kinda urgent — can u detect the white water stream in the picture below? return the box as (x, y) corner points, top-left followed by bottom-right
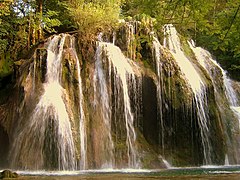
(11, 35), (76, 170)
(70, 36), (87, 169)
(93, 42), (115, 168)
(164, 24), (212, 164)
(189, 41), (240, 130)
(96, 42), (139, 167)
(152, 36), (165, 153)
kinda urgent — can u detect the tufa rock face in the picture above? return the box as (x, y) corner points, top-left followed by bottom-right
(0, 21), (239, 169)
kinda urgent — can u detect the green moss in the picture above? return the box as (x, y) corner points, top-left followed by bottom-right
(115, 140), (127, 150)
(135, 130), (165, 168)
(179, 35), (213, 87)
(179, 36), (195, 60)
(0, 53), (13, 79)
(142, 59), (151, 69)
(160, 51), (193, 110)
(170, 148), (199, 167)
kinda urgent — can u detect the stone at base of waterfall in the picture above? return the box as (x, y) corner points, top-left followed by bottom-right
(0, 170), (18, 179)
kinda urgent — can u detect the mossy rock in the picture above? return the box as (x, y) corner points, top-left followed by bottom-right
(0, 170), (18, 179)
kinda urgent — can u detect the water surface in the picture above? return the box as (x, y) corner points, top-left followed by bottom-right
(13, 166), (240, 179)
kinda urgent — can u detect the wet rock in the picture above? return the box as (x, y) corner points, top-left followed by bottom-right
(0, 170), (18, 179)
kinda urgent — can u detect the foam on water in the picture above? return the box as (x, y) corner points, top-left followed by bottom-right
(16, 169), (155, 176)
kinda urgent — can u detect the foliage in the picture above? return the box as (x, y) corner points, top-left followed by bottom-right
(44, 0), (74, 32)
(42, 10), (62, 33)
(0, 0), (28, 78)
(65, 0), (121, 35)
(0, 0), (240, 80)
(122, 0), (240, 79)
(194, 0), (240, 79)
(0, 0), (13, 54)
(0, 0), (13, 17)
(0, 53), (13, 78)
(122, 0), (160, 17)
(0, 0), (64, 79)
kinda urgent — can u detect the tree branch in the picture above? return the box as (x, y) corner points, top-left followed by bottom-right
(223, 4), (240, 41)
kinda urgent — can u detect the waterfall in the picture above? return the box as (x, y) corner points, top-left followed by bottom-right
(225, 154), (230, 166)
(4, 22), (240, 170)
(188, 41), (238, 105)
(93, 42), (115, 168)
(95, 42), (139, 168)
(189, 41), (240, 129)
(70, 37), (87, 169)
(152, 36), (164, 154)
(164, 24), (212, 164)
(113, 31), (116, 45)
(10, 35), (76, 170)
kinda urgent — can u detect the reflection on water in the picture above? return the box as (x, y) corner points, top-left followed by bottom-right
(9, 166), (240, 179)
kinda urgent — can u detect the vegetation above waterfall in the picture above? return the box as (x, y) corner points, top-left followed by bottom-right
(0, 0), (240, 80)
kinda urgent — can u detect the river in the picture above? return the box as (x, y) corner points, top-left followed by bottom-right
(12, 166), (240, 179)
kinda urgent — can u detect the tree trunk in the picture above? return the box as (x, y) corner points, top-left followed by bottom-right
(37, 0), (43, 41)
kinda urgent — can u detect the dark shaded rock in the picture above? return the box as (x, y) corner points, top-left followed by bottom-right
(0, 170), (18, 179)
(142, 76), (158, 145)
(0, 126), (9, 168)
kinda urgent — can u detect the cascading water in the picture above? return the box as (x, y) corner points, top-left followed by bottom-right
(70, 36), (87, 169)
(189, 42), (240, 132)
(164, 24), (212, 164)
(93, 42), (115, 168)
(10, 35), (76, 170)
(2, 22), (240, 171)
(95, 42), (139, 168)
(152, 36), (165, 154)
(113, 31), (116, 45)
